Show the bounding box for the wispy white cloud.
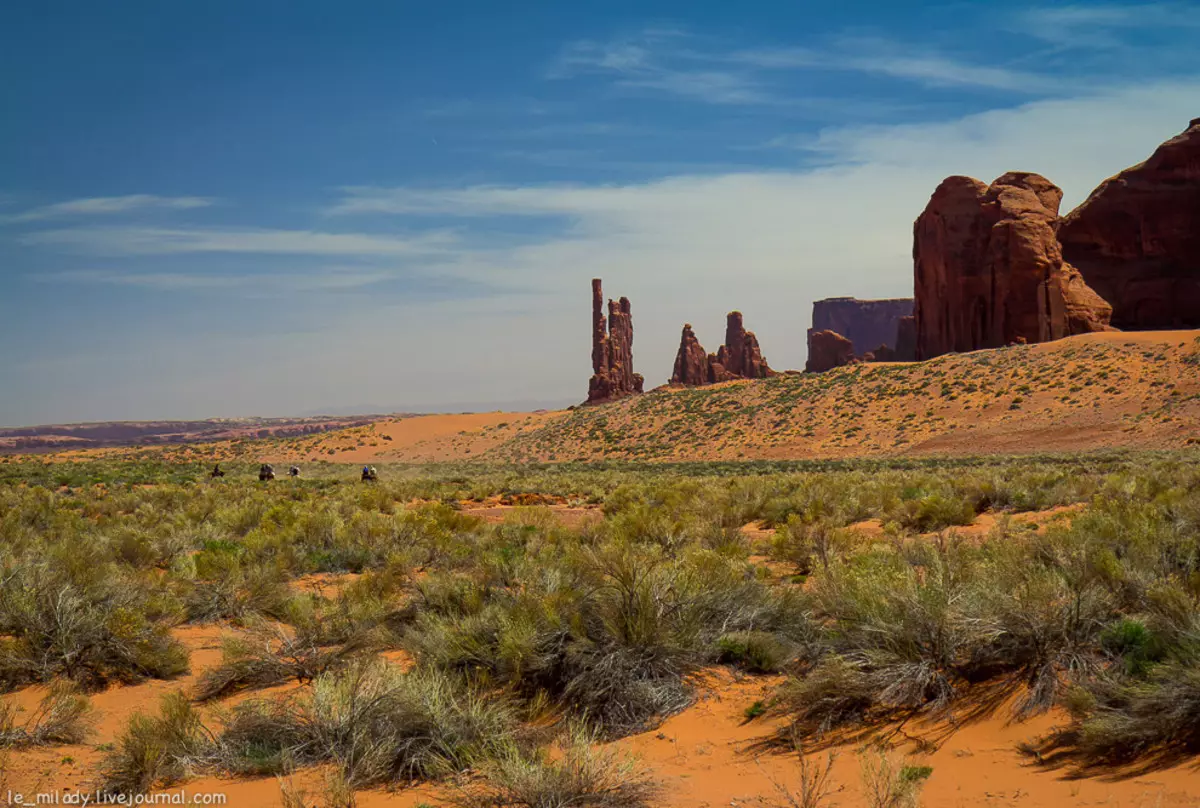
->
[551,30,773,105]
[32,267,398,292]
[550,27,1066,105]
[0,195,213,224]
[730,40,1056,92]
[18,226,458,257]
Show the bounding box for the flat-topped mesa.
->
[811,297,914,357]
[586,279,644,405]
[913,171,1112,361]
[669,311,775,386]
[1058,119,1200,330]
[805,329,856,373]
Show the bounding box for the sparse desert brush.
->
[192,623,369,702]
[0,546,188,690]
[1066,661,1200,765]
[218,661,515,785]
[455,726,659,808]
[175,552,292,623]
[858,746,930,808]
[0,685,92,748]
[98,692,215,796]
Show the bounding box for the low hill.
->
[0,415,387,454]
[483,330,1200,462]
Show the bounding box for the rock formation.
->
[811,297,914,356]
[913,172,1112,360]
[670,324,710,386]
[1058,119,1200,330]
[805,330,856,373]
[586,279,644,404]
[669,312,774,386]
[715,312,774,380]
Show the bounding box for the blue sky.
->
[2,1,1198,424]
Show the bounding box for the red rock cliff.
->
[913,172,1112,360]
[1058,119,1200,330]
[586,279,644,404]
[805,330,856,373]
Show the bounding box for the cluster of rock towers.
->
[581,118,1200,403]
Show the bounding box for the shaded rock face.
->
[716,311,774,380]
[1059,119,1200,330]
[805,329,856,373]
[586,279,644,404]
[913,172,1112,360]
[670,312,774,386]
[811,297,914,356]
[670,324,710,386]
[894,315,917,362]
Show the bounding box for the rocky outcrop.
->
[811,297,914,356]
[715,312,774,380]
[1059,119,1200,330]
[670,324,710,386]
[586,279,644,404]
[913,172,1112,360]
[669,312,774,386]
[805,329,856,373]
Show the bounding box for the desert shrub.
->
[193,625,367,702]
[858,746,929,808]
[218,661,515,786]
[455,727,659,808]
[715,631,792,673]
[893,491,976,533]
[1065,661,1200,765]
[0,686,92,748]
[98,693,214,796]
[0,549,188,690]
[175,554,292,623]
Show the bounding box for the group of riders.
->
[209,463,378,481]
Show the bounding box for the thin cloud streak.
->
[31,268,399,292]
[0,195,213,224]
[18,226,459,257]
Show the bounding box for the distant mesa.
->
[913,171,1112,361]
[670,311,774,386]
[811,297,913,358]
[1059,119,1200,331]
[585,278,644,405]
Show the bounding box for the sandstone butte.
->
[1058,118,1200,331]
[811,296,914,358]
[913,171,1113,361]
[669,311,774,386]
[805,329,856,373]
[586,278,644,405]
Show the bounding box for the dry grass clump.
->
[0,547,188,691]
[0,686,92,748]
[455,727,659,808]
